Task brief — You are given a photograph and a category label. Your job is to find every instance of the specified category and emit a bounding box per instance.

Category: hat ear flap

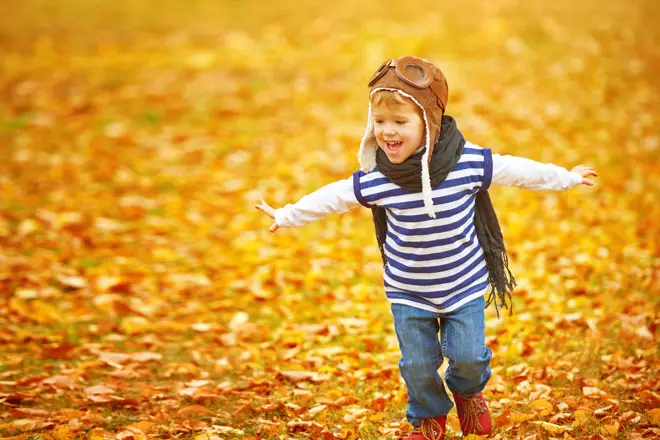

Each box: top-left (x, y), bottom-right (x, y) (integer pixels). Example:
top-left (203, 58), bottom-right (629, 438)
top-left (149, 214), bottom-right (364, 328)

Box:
top-left (358, 103), bottom-right (377, 172)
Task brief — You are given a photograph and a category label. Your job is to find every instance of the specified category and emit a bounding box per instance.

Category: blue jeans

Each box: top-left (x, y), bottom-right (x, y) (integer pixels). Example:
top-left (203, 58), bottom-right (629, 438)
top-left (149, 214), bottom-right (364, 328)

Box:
top-left (391, 296), bottom-right (492, 427)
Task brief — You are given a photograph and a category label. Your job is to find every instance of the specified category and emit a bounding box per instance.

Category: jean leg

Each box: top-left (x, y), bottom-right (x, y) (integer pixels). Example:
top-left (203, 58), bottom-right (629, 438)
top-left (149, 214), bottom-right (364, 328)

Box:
top-left (391, 303), bottom-right (454, 426)
top-left (440, 296), bottom-right (492, 397)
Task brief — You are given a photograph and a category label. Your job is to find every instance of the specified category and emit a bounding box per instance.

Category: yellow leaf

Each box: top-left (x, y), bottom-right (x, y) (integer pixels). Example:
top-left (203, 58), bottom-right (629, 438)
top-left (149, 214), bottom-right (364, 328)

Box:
top-left (15, 288), bottom-right (39, 299)
top-left (530, 421), bottom-right (573, 433)
top-left (119, 316), bottom-right (151, 334)
top-left (194, 435), bottom-right (222, 440)
top-left (96, 275), bottom-right (122, 291)
top-left (17, 219), bottom-right (40, 235)
top-left (510, 412), bottom-right (535, 424)
top-left (153, 247), bottom-right (177, 261)
top-left (32, 300), bottom-right (64, 324)
top-left (573, 410), bottom-right (589, 427)
top-left (129, 421), bottom-right (155, 433)
top-left (531, 398), bottom-right (554, 416)
top-left (8, 298), bottom-right (31, 319)
top-left (601, 424), bottom-right (618, 435)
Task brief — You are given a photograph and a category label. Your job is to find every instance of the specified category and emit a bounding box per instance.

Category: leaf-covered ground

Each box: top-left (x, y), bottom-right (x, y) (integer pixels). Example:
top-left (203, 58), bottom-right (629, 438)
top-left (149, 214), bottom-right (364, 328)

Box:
top-left (0, 0), bottom-right (659, 439)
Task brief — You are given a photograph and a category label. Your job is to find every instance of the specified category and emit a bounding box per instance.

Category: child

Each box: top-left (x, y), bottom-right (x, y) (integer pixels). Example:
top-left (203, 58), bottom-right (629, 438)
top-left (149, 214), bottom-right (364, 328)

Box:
top-left (255, 56), bottom-right (597, 439)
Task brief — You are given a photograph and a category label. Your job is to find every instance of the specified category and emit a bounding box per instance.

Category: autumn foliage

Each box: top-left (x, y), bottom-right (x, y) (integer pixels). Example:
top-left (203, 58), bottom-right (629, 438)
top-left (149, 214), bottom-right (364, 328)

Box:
top-left (0, 0), bottom-right (659, 439)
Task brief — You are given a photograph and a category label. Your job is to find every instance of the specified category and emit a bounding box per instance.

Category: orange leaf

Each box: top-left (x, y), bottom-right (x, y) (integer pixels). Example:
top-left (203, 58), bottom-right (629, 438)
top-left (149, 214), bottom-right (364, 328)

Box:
top-left (178, 404), bottom-right (212, 417)
top-left (648, 408), bottom-right (660, 425)
top-left (7, 419), bottom-right (54, 433)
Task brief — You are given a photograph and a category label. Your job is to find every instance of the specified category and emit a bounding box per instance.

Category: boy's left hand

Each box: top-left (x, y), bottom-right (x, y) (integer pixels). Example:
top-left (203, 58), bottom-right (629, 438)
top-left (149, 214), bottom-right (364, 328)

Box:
top-left (254, 198), bottom-right (279, 232)
top-left (571, 165), bottom-right (598, 186)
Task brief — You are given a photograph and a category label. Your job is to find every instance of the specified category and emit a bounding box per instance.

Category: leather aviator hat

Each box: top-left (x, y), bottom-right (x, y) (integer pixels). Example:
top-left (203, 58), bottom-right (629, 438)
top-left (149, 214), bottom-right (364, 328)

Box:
top-left (357, 56), bottom-right (449, 217)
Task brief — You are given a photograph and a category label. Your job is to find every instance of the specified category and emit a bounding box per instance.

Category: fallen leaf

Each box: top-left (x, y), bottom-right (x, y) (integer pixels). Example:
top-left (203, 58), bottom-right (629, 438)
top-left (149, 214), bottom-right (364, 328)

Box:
top-left (573, 409), bottom-right (590, 428)
top-left (531, 398), bottom-right (554, 416)
top-left (7, 419), bottom-right (55, 433)
top-left (648, 408), bottom-right (660, 425)
top-left (178, 405), bottom-right (212, 417)
top-left (582, 386), bottom-right (606, 398)
top-left (530, 421), bottom-right (573, 433)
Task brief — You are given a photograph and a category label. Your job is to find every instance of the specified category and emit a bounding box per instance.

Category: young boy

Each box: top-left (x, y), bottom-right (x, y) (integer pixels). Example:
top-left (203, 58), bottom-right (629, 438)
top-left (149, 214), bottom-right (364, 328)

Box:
top-left (255, 56), bottom-right (597, 439)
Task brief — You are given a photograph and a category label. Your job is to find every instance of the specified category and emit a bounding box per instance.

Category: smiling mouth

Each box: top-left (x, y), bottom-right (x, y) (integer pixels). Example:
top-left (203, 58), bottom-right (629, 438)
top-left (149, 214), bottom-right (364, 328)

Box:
top-left (384, 141), bottom-right (402, 153)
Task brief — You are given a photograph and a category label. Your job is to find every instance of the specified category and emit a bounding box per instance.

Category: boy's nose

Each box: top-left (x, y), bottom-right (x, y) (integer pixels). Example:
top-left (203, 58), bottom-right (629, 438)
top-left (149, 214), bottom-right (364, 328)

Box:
top-left (383, 125), bottom-right (397, 135)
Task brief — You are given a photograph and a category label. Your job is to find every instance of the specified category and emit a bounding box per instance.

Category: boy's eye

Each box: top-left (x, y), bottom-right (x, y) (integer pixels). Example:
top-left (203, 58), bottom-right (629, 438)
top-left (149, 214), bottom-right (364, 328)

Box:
top-left (374, 120), bottom-right (383, 124)
top-left (396, 120), bottom-right (406, 124)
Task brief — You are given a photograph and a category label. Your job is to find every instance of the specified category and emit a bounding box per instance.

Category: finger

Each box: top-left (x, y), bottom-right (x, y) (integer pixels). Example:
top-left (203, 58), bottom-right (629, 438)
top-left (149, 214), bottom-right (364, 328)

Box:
top-left (582, 178), bottom-right (594, 186)
top-left (254, 203), bottom-right (275, 218)
top-left (261, 199), bottom-right (275, 215)
top-left (269, 222), bottom-right (279, 233)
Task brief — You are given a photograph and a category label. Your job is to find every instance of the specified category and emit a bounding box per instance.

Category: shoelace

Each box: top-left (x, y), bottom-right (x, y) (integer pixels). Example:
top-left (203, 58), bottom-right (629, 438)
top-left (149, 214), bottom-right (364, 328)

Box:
top-left (420, 418), bottom-right (444, 440)
top-left (459, 395), bottom-right (487, 433)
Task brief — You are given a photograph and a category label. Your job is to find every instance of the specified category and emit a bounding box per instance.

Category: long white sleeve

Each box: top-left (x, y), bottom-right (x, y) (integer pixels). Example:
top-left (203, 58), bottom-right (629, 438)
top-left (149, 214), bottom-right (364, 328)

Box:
top-left (491, 154), bottom-right (583, 190)
top-left (273, 177), bottom-right (360, 227)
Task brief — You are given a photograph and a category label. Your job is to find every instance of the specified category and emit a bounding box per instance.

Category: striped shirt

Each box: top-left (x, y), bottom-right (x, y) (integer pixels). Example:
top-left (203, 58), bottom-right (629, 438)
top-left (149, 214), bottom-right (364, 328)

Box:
top-left (352, 145), bottom-right (492, 312)
top-left (273, 142), bottom-right (583, 313)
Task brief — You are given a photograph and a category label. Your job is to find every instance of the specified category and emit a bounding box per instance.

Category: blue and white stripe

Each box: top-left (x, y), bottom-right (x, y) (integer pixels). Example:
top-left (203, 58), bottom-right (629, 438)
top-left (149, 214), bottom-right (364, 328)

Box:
top-left (353, 146), bottom-right (494, 313)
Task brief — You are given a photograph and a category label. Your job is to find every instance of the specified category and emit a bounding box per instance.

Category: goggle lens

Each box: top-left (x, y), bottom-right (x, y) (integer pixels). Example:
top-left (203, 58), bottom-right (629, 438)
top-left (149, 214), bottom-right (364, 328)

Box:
top-left (396, 58), bottom-right (433, 88)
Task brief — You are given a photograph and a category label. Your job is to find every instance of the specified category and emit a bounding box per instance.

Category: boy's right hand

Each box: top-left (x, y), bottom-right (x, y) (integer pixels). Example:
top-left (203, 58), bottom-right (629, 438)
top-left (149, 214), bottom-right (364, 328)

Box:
top-left (254, 199), bottom-right (279, 233)
top-left (571, 165), bottom-right (598, 186)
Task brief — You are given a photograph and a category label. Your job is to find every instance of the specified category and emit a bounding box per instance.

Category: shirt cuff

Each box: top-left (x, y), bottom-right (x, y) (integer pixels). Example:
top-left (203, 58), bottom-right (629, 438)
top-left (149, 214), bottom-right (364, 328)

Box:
top-left (273, 205), bottom-right (292, 228)
top-left (568, 171), bottom-right (583, 187)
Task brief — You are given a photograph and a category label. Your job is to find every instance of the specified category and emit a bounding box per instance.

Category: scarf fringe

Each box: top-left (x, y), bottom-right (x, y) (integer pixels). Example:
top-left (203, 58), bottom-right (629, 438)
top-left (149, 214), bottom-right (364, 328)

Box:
top-left (484, 249), bottom-right (517, 317)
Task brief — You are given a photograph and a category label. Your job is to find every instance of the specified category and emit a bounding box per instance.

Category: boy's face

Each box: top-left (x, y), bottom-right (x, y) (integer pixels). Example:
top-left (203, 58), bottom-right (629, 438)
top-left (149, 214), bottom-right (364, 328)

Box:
top-left (372, 100), bottom-right (425, 164)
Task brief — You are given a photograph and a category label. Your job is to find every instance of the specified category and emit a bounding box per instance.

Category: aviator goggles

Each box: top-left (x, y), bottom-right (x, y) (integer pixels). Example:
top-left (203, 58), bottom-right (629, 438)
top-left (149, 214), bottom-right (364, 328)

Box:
top-left (368, 57), bottom-right (444, 102)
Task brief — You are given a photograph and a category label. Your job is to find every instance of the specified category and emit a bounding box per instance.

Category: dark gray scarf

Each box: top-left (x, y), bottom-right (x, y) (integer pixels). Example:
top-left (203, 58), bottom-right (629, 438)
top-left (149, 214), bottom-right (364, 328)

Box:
top-left (372, 115), bottom-right (516, 315)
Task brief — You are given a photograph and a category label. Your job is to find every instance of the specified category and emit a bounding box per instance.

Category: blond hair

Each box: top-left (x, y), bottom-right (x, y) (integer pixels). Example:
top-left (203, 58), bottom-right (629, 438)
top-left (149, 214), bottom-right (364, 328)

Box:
top-left (370, 90), bottom-right (423, 118)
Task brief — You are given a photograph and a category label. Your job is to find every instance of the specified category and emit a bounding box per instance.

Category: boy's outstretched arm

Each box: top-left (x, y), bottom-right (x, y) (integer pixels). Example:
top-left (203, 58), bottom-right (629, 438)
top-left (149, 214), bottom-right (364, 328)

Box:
top-left (255, 177), bottom-right (360, 233)
top-left (491, 153), bottom-right (598, 190)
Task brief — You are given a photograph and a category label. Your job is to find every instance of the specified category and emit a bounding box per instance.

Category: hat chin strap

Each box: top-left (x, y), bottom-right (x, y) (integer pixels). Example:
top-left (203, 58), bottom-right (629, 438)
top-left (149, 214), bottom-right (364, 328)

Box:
top-left (420, 142), bottom-right (436, 218)
top-left (358, 88), bottom-right (436, 219)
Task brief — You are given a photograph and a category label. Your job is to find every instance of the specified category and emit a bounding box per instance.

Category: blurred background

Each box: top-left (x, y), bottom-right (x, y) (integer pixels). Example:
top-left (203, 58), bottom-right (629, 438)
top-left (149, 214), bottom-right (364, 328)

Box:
top-left (0, 0), bottom-right (658, 438)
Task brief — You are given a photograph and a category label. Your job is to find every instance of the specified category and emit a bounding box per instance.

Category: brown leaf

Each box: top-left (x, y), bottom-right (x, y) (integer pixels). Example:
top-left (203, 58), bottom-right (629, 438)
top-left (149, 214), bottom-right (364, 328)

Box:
top-left (41, 342), bottom-right (76, 359)
top-left (287, 420), bottom-right (324, 434)
top-left (16, 372), bottom-right (49, 386)
top-left (642, 428), bottom-right (660, 438)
